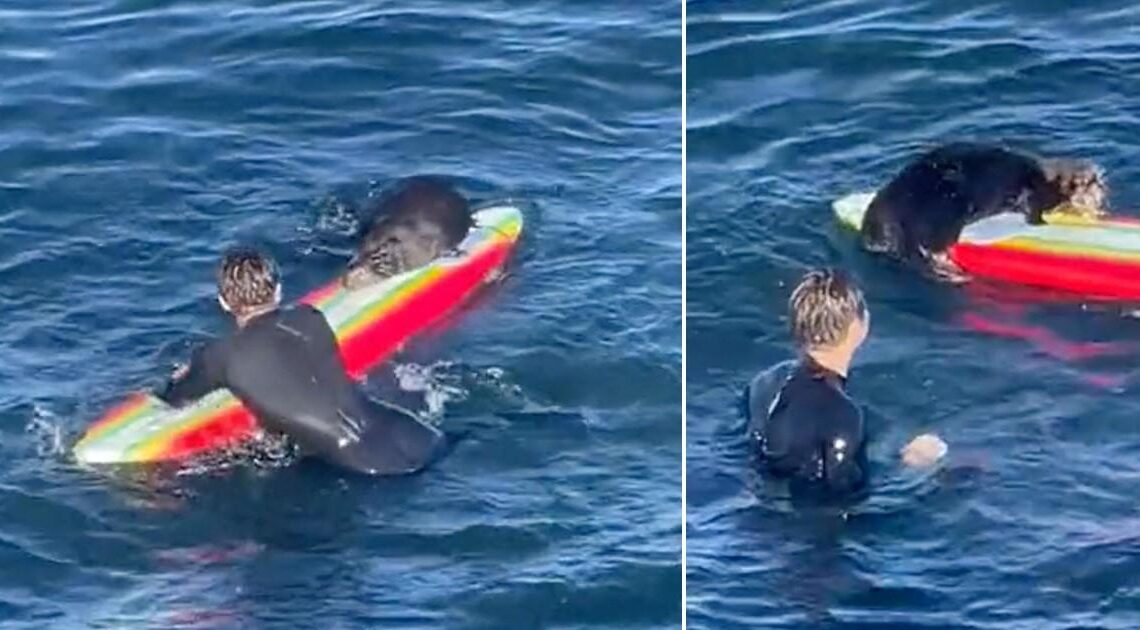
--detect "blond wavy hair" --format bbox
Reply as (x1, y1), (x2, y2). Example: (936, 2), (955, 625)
(788, 268), (866, 350)
(216, 247), (279, 314)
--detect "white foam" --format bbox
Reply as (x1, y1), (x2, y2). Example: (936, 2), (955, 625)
(393, 361), (469, 419)
(391, 361), (526, 419)
(26, 403), (65, 457)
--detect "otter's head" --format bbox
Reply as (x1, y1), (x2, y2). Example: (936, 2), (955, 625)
(1044, 159), (1108, 216)
(342, 240), (403, 290)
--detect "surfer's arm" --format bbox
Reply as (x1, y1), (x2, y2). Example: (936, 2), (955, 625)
(156, 341), (226, 406)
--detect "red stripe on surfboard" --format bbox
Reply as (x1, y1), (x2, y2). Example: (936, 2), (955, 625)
(337, 240), (511, 378)
(951, 243), (1140, 299)
(100, 238), (514, 462)
(160, 404), (258, 461)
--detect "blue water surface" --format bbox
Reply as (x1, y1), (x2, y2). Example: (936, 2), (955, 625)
(0, 2), (681, 627)
(688, 1), (1140, 628)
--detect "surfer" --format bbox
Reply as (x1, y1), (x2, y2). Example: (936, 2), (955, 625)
(746, 269), (945, 496)
(157, 246), (447, 475)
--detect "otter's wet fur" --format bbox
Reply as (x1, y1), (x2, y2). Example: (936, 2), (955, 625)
(343, 176), (474, 289)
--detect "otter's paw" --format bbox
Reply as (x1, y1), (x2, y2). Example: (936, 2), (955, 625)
(1044, 202), (1106, 222)
(925, 251), (971, 285)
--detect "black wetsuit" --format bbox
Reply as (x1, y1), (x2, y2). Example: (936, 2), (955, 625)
(746, 359), (867, 495)
(158, 304), (445, 476)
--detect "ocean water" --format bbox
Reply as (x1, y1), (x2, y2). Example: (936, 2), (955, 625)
(0, 1), (681, 628)
(687, 1), (1140, 628)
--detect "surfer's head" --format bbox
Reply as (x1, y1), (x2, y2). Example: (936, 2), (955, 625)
(789, 268), (869, 357)
(216, 246), (282, 322)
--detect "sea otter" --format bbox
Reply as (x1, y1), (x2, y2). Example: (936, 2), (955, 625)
(342, 176), (474, 289)
(860, 142), (1108, 282)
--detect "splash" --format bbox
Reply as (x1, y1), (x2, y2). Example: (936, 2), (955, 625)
(175, 432), (299, 478)
(26, 403), (65, 458)
(295, 195), (361, 256)
(393, 361), (470, 419)
(313, 195), (360, 237)
(392, 361), (527, 420)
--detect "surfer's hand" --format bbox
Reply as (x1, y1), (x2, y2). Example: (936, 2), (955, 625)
(901, 433), (947, 468)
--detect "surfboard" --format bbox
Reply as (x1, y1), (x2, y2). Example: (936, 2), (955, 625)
(73, 203), (523, 465)
(833, 192), (1140, 300)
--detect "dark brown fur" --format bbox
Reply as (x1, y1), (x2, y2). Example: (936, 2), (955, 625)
(343, 176), (474, 289)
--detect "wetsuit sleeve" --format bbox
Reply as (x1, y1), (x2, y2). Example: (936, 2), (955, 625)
(822, 402), (867, 494)
(157, 341), (227, 406)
